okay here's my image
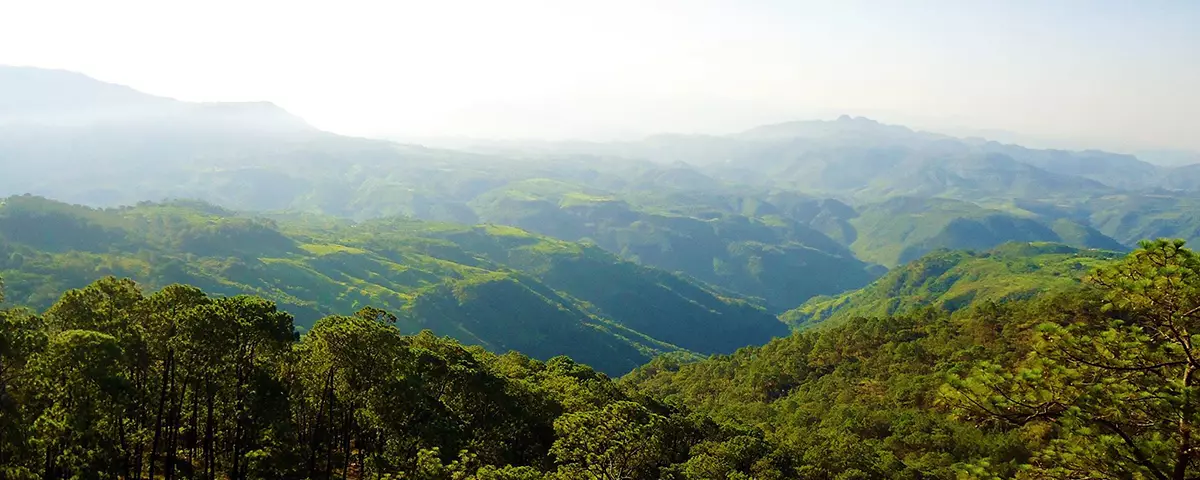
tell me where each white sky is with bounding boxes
[1,0,1198,149]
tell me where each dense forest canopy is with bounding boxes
[626,239,1200,479]
[0,275,796,479]
[5,240,1200,478]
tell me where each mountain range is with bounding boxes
[5,64,1200,367]
[6,55,1200,480]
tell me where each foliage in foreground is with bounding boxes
[0,277,793,479]
[628,239,1200,478]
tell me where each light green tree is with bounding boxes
[551,401,666,480]
[948,239,1200,479]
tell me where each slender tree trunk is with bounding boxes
[323,403,336,480]
[166,377,189,480]
[43,441,54,480]
[322,377,337,480]
[341,409,352,480]
[150,349,175,478]
[134,366,147,480]
[190,379,199,480]
[117,407,132,480]
[205,382,216,480]
[231,358,246,480]
[308,368,335,478]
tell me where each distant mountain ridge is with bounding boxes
[440,115,1191,199]
[0,66,174,118]
[5,64,1200,319]
[2,64,1193,206]
[0,65,314,133]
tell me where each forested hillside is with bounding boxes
[784,242,1121,328]
[7,240,1200,478]
[0,195,785,374]
[626,239,1200,478]
[468,179,877,310]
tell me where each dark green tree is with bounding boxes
[0,302,46,479]
[30,330,129,479]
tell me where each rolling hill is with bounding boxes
[845,197,1125,266]
[468,179,877,311]
[781,242,1122,328]
[0,195,788,373]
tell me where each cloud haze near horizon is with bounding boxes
[2,0,1197,151]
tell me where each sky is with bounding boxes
[1,0,1198,150]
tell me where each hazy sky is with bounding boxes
[2,0,1198,150]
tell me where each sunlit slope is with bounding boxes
[782,242,1121,328]
[0,195,788,373]
[470,178,878,311]
[848,197,1125,266]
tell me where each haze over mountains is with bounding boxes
[4,67,1199,253]
[9,55,1200,478]
[4,64,1200,367]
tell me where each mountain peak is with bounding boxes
[0,65,314,133]
[736,115,909,141]
[0,65,177,121]
[835,114,879,124]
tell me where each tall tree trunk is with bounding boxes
[43,441,54,480]
[150,349,175,479]
[307,368,335,478]
[117,406,132,480]
[231,358,246,480]
[166,377,189,480]
[190,378,199,480]
[322,375,338,480]
[205,381,216,480]
[341,409,352,480]
[133,366,147,480]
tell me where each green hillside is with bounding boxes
[623,239,1200,478]
[8,235,1200,478]
[847,197,1125,266]
[782,242,1122,328]
[0,195,787,373]
[470,179,878,311]
[1082,193,1200,245]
